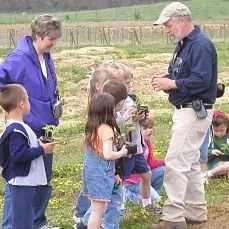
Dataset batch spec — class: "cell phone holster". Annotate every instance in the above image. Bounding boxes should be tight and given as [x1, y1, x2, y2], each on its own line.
[192, 99, 207, 120]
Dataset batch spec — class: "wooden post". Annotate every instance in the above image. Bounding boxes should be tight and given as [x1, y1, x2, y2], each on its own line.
[151, 28, 154, 42]
[132, 27, 140, 45]
[139, 26, 142, 44]
[70, 29, 77, 46]
[100, 28, 103, 45]
[87, 27, 90, 43]
[8, 29, 16, 47]
[121, 27, 124, 43]
[132, 27, 135, 44]
[102, 28, 109, 46]
[108, 27, 111, 46]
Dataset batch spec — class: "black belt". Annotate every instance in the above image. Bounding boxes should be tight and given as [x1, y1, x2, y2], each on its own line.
[175, 103, 213, 110]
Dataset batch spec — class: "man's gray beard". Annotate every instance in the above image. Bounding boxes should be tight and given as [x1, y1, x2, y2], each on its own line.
[174, 36, 184, 44]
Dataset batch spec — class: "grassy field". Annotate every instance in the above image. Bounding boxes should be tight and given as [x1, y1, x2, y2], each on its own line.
[0, 41, 229, 228]
[0, 0, 229, 24]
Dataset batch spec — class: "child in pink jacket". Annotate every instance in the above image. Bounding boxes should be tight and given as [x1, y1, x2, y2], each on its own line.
[124, 117, 165, 204]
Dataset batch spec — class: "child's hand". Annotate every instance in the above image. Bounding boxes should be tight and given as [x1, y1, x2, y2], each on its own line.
[212, 149, 224, 156]
[39, 140, 56, 154]
[121, 145, 128, 157]
[121, 106, 137, 121]
[114, 175, 122, 185]
[134, 110, 146, 121]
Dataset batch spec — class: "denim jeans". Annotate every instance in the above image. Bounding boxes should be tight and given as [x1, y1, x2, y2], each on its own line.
[2, 154, 53, 229]
[9, 185, 38, 229]
[124, 165, 165, 203]
[74, 188, 90, 219]
[151, 166, 165, 192]
[124, 183, 161, 203]
[83, 185, 122, 229]
[199, 128, 211, 164]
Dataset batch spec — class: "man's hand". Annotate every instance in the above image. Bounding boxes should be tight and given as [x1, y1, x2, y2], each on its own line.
[152, 78, 177, 91]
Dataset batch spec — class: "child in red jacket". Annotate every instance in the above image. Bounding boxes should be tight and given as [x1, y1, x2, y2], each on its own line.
[124, 117, 165, 205]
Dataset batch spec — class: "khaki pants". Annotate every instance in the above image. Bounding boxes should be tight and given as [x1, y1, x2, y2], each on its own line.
[162, 108, 213, 222]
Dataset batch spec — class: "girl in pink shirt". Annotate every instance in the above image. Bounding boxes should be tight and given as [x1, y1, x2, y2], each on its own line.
[124, 117, 165, 205]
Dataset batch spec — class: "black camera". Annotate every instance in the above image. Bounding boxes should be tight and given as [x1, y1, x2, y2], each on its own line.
[137, 104, 149, 116]
[52, 99, 63, 119]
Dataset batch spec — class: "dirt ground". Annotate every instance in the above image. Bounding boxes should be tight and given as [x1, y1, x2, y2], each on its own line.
[190, 204, 229, 229]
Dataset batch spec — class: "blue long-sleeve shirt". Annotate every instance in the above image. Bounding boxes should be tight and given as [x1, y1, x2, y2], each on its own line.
[0, 122, 45, 182]
[168, 26, 217, 106]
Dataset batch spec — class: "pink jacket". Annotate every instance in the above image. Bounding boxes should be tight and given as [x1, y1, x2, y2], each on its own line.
[125, 140, 165, 184]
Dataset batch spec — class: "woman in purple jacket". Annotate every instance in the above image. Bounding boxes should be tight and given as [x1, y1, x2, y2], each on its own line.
[0, 14, 62, 229]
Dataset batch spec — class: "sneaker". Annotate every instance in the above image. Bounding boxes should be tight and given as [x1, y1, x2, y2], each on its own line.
[144, 203, 163, 214]
[38, 225, 60, 229]
[73, 216, 82, 224]
[74, 219, 87, 229]
[151, 220, 187, 229]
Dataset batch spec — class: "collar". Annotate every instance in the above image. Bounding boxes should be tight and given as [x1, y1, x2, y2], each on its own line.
[184, 25, 201, 42]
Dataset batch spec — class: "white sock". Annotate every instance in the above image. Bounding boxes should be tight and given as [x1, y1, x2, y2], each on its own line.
[142, 197, 151, 207]
[207, 170, 213, 177]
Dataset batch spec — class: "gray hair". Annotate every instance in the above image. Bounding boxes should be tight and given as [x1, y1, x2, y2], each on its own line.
[31, 14, 62, 40]
[171, 15, 192, 22]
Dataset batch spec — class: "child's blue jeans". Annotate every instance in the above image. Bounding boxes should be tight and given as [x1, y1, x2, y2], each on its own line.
[124, 165, 165, 203]
[74, 185, 122, 229]
[8, 185, 38, 229]
[2, 154, 53, 229]
[124, 183, 161, 203]
[151, 166, 165, 192]
[199, 128, 211, 164]
[82, 185, 122, 229]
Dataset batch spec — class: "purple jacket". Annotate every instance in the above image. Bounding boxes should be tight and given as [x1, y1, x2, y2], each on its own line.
[0, 36, 59, 132]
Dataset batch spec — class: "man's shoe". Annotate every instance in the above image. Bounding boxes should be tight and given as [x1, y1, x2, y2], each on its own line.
[185, 217, 206, 224]
[151, 220, 187, 229]
[144, 203, 163, 214]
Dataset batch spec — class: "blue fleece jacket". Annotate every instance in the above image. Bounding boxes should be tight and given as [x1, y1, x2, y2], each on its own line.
[0, 36, 59, 132]
[168, 26, 217, 106]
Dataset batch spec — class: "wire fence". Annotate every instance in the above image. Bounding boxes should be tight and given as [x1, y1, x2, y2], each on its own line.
[4, 24, 229, 48]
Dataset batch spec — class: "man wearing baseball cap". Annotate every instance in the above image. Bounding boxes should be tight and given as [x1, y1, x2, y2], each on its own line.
[152, 2, 217, 229]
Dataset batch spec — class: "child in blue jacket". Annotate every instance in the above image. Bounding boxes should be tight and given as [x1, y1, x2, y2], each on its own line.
[0, 84, 56, 229]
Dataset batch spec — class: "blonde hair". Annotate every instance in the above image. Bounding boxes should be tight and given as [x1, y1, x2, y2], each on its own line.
[88, 66, 116, 102]
[31, 14, 62, 40]
[104, 62, 133, 81]
[87, 62, 133, 102]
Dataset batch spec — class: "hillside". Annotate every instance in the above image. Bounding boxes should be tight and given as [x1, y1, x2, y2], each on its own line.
[0, 0, 228, 24]
[0, 0, 170, 12]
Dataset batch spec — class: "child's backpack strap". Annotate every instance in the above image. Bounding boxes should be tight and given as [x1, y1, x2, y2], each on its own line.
[126, 94, 138, 142]
[128, 93, 138, 102]
[0, 123, 29, 167]
[209, 125, 214, 148]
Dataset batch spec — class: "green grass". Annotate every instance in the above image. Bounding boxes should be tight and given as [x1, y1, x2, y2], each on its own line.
[0, 0, 229, 24]
[1, 41, 229, 228]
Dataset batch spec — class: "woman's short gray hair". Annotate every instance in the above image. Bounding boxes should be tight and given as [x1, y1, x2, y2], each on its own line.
[31, 14, 62, 40]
